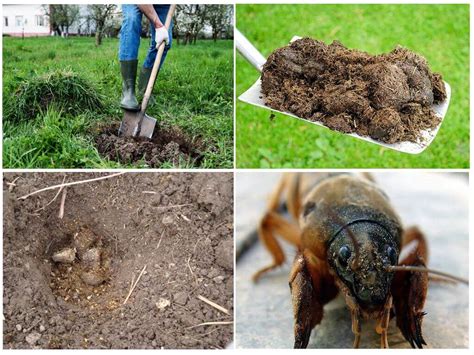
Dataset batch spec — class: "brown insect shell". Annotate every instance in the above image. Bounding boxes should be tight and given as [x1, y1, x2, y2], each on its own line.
[299, 175, 403, 261]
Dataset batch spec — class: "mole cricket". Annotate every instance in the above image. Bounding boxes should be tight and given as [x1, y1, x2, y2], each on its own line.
[253, 173, 467, 349]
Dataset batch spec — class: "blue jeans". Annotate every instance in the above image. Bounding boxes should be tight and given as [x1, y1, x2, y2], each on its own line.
[119, 4, 173, 69]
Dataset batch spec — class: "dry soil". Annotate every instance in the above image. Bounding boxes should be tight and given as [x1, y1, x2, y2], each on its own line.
[3, 172, 233, 349]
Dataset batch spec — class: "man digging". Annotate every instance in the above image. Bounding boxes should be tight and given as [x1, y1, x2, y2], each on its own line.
[119, 4, 172, 111]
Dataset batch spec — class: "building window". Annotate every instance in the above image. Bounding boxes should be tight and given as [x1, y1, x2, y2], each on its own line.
[15, 16, 23, 27]
[35, 15, 45, 27]
[3, 17, 8, 27]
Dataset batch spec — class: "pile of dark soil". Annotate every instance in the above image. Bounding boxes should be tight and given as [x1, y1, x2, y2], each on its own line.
[3, 172, 233, 349]
[95, 123, 204, 167]
[261, 38, 447, 143]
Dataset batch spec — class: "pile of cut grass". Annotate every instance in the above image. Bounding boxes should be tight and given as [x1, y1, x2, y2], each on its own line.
[5, 69, 105, 122]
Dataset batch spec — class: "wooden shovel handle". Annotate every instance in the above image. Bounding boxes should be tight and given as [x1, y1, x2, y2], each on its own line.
[141, 4, 176, 112]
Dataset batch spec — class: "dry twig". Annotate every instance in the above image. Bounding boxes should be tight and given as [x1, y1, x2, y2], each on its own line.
[187, 256, 199, 286]
[7, 176, 21, 192]
[197, 295, 230, 315]
[154, 203, 193, 210]
[18, 172, 125, 200]
[187, 321, 233, 329]
[34, 175, 66, 212]
[123, 265, 147, 305]
[58, 187, 67, 219]
[156, 231, 164, 250]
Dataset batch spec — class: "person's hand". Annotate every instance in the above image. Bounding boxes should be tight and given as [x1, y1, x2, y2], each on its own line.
[155, 26, 169, 47]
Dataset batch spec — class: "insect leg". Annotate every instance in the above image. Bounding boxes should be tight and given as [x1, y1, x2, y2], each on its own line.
[376, 295, 393, 348]
[253, 174, 302, 282]
[253, 211, 300, 282]
[289, 250, 337, 348]
[286, 173, 302, 220]
[391, 226, 428, 349]
[345, 294, 362, 348]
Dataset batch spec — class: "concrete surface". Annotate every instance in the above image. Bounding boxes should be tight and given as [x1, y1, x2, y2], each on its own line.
[235, 172, 469, 349]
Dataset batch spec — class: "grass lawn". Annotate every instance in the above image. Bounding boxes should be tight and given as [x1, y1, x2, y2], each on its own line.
[3, 37, 233, 168]
[236, 4, 469, 168]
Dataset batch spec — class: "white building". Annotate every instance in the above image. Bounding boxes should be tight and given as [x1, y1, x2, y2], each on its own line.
[2, 4, 105, 37]
[3, 4, 50, 37]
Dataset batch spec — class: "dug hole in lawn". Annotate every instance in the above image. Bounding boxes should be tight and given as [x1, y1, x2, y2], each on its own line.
[3, 173, 233, 349]
[262, 38, 447, 144]
[94, 123, 204, 168]
[7, 69, 205, 168]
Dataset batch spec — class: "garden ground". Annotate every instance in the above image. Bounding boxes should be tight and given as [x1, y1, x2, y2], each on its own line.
[3, 37, 233, 168]
[3, 172, 233, 348]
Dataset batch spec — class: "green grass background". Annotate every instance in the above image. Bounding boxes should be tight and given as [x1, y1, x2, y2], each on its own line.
[3, 37, 233, 168]
[236, 4, 469, 168]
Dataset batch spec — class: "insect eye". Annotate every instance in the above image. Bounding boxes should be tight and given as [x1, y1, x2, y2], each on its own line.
[338, 245, 351, 267]
[386, 246, 398, 265]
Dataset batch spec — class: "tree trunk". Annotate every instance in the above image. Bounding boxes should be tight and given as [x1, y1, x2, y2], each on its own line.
[95, 30, 102, 46]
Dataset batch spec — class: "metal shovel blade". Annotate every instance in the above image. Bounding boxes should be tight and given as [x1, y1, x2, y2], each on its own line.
[118, 111, 157, 139]
[238, 35, 452, 155]
[139, 113, 157, 139]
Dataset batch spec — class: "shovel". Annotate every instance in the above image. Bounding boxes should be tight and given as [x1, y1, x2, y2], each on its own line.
[119, 4, 176, 139]
[236, 29, 451, 154]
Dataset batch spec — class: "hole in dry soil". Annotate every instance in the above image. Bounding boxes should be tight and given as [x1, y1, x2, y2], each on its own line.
[48, 226, 117, 311]
[95, 123, 204, 167]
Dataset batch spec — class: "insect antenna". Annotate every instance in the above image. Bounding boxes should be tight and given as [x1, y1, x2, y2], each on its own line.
[386, 265, 468, 285]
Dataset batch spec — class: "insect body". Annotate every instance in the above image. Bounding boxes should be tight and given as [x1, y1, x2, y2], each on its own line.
[254, 173, 431, 349]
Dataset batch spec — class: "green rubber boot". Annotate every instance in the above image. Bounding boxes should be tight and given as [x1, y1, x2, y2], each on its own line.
[137, 67, 152, 96]
[120, 60, 140, 111]
[138, 66, 158, 105]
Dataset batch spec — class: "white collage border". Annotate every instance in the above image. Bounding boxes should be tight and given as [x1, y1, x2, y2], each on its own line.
[0, 0, 472, 353]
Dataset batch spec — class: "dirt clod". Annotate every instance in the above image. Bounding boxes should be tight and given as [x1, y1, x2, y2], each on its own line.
[73, 227, 99, 257]
[25, 332, 41, 346]
[162, 214, 174, 225]
[52, 248, 76, 264]
[95, 123, 204, 168]
[261, 38, 446, 143]
[81, 248, 101, 269]
[216, 239, 233, 270]
[174, 292, 188, 306]
[80, 271, 106, 286]
[50, 226, 110, 295]
[156, 298, 171, 310]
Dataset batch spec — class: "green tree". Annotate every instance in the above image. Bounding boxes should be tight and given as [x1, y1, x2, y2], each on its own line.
[43, 5, 80, 36]
[87, 5, 117, 46]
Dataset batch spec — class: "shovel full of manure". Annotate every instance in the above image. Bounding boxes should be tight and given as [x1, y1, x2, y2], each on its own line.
[236, 29, 451, 154]
[119, 5, 176, 139]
